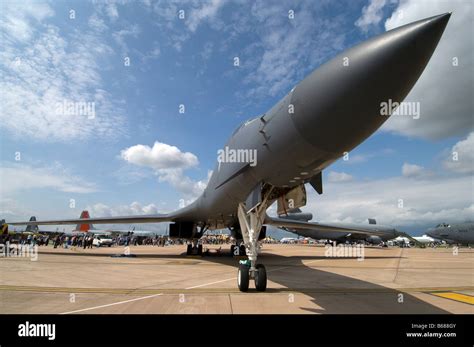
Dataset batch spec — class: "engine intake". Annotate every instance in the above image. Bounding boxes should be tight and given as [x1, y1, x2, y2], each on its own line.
[169, 222, 196, 239]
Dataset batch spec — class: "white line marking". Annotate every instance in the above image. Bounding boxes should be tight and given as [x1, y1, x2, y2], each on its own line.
[185, 277, 236, 290]
[61, 293, 164, 314]
[60, 258, 324, 314]
[186, 258, 324, 290]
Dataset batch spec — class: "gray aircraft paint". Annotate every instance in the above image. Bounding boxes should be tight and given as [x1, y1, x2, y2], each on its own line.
[426, 222, 474, 245]
[280, 221, 400, 243]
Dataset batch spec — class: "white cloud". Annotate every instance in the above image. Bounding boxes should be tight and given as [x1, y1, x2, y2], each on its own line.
[139, 42, 161, 67]
[381, 0, 474, 140]
[0, 198, 31, 218]
[355, 0, 387, 32]
[242, 1, 347, 99]
[401, 162, 430, 178]
[104, 1, 119, 20]
[0, 2, 126, 142]
[0, 1, 54, 42]
[187, 0, 225, 32]
[112, 24, 141, 54]
[143, 0, 349, 102]
[157, 169, 212, 200]
[150, 1, 347, 99]
[88, 13, 108, 32]
[87, 201, 160, 217]
[120, 141, 198, 170]
[304, 174, 473, 228]
[148, 0, 225, 52]
[0, 162, 97, 196]
[120, 142, 208, 200]
[327, 171, 353, 182]
[443, 132, 474, 174]
[85, 201, 169, 233]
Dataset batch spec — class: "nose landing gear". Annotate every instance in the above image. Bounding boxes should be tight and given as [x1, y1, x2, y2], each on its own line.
[236, 195, 271, 292]
[237, 260, 267, 292]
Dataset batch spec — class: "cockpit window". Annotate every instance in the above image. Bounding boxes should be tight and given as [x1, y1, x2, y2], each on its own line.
[436, 223, 450, 228]
[231, 116, 260, 136]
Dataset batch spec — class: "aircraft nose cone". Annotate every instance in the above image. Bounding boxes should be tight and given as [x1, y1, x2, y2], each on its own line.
[291, 13, 451, 154]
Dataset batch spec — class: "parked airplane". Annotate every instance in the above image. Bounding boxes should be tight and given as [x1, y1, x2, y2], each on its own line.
[71, 210, 151, 236]
[280, 237, 300, 244]
[9, 14, 451, 292]
[426, 222, 474, 245]
[277, 210, 400, 245]
[8, 212, 112, 236]
[389, 236, 412, 247]
[413, 234, 439, 245]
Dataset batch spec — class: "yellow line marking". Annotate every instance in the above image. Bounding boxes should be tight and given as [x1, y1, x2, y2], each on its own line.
[430, 292, 474, 305]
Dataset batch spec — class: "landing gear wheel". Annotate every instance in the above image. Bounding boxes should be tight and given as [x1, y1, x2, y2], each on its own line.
[254, 264, 267, 292]
[186, 244, 192, 255]
[197, 244, 203, 255]
[237, 264, 250, 292]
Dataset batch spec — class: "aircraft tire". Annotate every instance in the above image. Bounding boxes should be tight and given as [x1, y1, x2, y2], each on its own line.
[186, 244, 192, 255]
[254, 264, 267, 292]
[237, 264, 249, 292]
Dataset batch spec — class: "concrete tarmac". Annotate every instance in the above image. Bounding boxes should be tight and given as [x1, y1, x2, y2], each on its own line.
[0, 244, 472, 314]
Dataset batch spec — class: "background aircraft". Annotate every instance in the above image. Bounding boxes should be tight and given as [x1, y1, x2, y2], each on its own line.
[413, 234, 439, 245]
[6, 211, 132, 236]
[426, 222, 474, 245]
[275, 210, 401, 246]
[71, 210, 158, 236]
[9, 13, 451, 292]
[280, 237, 300, 244]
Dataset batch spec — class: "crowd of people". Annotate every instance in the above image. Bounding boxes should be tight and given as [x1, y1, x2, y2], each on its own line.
[2, 232, 188, 249]
[200, 234, 231, 244]
[2, 231, 280, 250]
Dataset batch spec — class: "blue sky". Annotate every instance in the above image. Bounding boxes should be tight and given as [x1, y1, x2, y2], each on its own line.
[1, 0, 472, 235]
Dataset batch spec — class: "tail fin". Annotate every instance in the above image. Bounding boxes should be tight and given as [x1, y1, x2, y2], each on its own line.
[1, 219, 8, 235]
[75, 210, 93, 232]
[25, 216, 39, 233]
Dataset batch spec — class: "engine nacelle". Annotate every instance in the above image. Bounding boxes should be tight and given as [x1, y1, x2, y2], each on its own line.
[365, 235, 382, 245]
[169, 222, 197, 239]
[279, 212, 313, 222]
